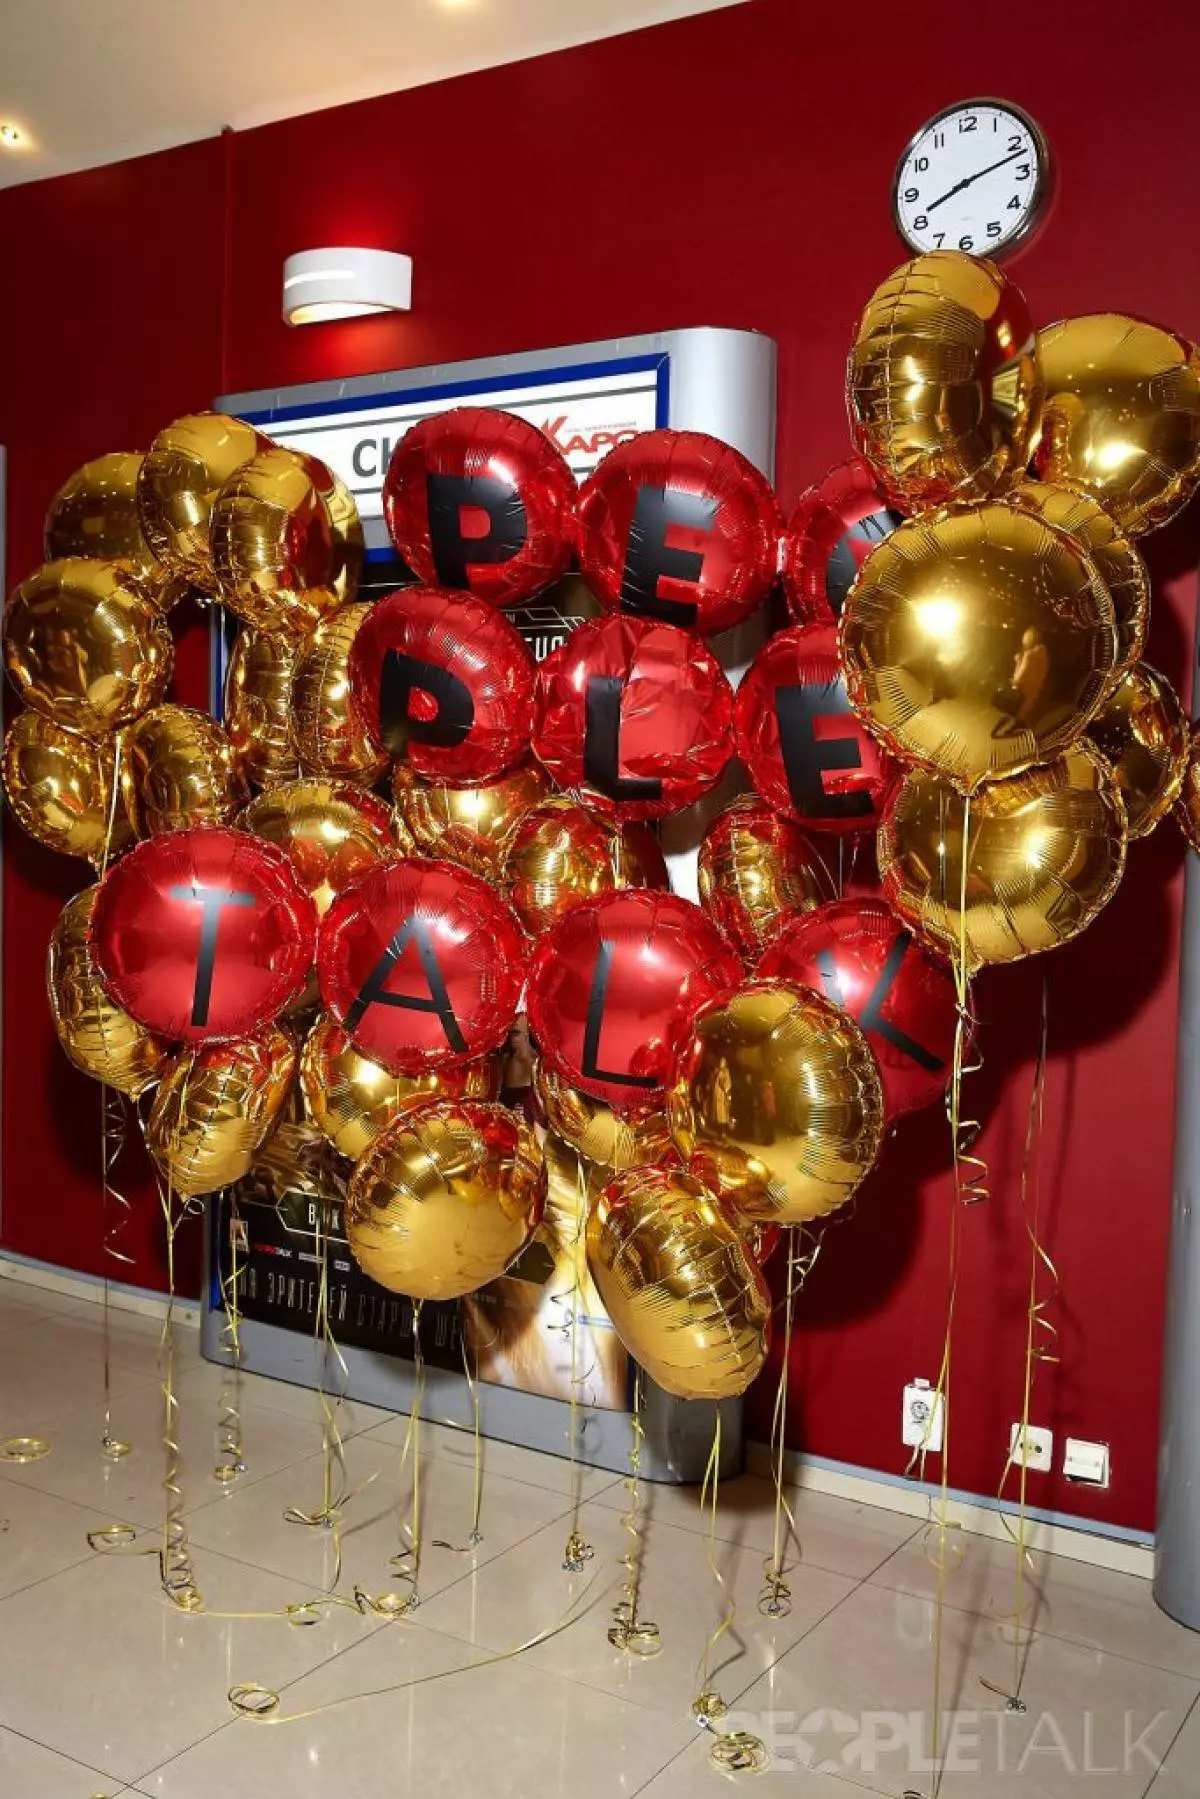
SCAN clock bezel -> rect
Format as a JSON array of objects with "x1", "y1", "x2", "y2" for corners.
[{"x1": 891, "y1": 96, "x2": 1053, "y2": 260}]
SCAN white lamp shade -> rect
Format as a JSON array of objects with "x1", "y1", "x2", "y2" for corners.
[{"x1": 282, "y1": 247, "x2": 413, "y2": 326}]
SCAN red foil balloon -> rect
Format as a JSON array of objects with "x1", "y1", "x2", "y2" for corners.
[
  {"x1": 759, "y1": 897, "x2": 957, "y2": 1121},
  {"x1": 349, "y1": 585, "x2": 535, "y2": 785},
  {"x1": 781, "y1": 457, "x2": 906, "y2": 625},
  {"x1": 318, "y1": 856, "x2": 526, "y2": 1075},
  {"x1": 575, "y1": 428, "x2": 782, "y2": 637},
  {"x1": 532, "y1": 614, "x2": 733, "y2": 820},
  {"x1": 90, "y1": 826, "x2": 318, "y2": 1044},
  {"x1": 734, "y1": 623, "x2": 896, "y2": 836},
  {"x1": 526, "y1": 890, "x2": 742, "y2": 1110},
  {"x1": 383, "y1": 407, "x2": 576, "y2": 608}
]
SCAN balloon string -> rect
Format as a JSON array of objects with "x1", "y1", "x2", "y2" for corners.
[
  {"x1": 562, "y1": 1153, "x2": 594, "y2": 1575},
  {"x1": 759, "y1": 1228, "x2": 823, "y2": 1618},
  {"x1": 431, "y1": 1331, "x2": 485, "y2": 1552},
  {"x1": 281, "y1": 1193, "x2": 355, "y2": 1584},
  {"x1": 382, "y1": 1299, "x2": 424, "y2": 1614},
  {"x1": 212, "y1": 1189, "x2": 245, "y2": 1486},
  {"x1": 982, "y1": 974, "x2": 1058, "y2": 1716},
  {"x1": 154, "y1": 1161, "x2": 202, "y2": 1613},
  {"x1": 692, "y1": 1411, "x2": 768, "y2": 1771},
  {"x1": 607, "y1": 1365, "x2": 661, "y2": 1656},
  {"x1": 98, "y1": 738, "x2": 133, "y2": 1463}
]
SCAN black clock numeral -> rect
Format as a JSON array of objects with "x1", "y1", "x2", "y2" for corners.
[
  {"x1": 959, "y1": 114, "x2": 978, "y2": 133},
  {"x1": 987, "y1": 221, "x2": 1002, "y2": 238},
  {"x1": 933, "y1": 231, "x2": 946, "y2": 247},
  {"x1": 959, "y1": 234, "x2": 974, "y2": 251},
  {"x1": 904, "y1": 186, "x2": 919, "y2": 202},
  {"x1": 933, "y1": 130, "x2": 945, "y2": 148},
  {"x1": 1008, "y1": 134, "x2": 1023, "y2": 152},
  {"x1": 913, "y1": 214, "x2": 928, "y2": 231},
  {"x1": 914, "y1": 155, "x2": 929, "y2": 171},
  {"x1": 1016, "y1": 161, "x2": 1031, "y2": 180},
  {"x1": 1007, "y1": 194, "x2": 1022, "y2": 210}
]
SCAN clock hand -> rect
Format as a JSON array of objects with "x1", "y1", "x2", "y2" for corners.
[{"x1": 926, "y1": 149, "x2": 1024, "y2": 213}]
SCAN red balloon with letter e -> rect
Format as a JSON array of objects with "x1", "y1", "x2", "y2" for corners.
[
  {"x1": 759, "y1": 897, "x2": 957, "y2": 1121},
  {"x1": 735, "y1": 622, "x2": 896, "y2": 835},
  {"x1": 526, "y1": 889, "x2": 741, "y2": 1110},
  {"x1": 317, "y1": 856, "x2": 525, "y2": 1075},
  {"x1": 90, "y1": 826, "x2": 318, "y2": 1042},
  {"x1": 382, "y1": 407, "x2": 576, "y2": 608}
]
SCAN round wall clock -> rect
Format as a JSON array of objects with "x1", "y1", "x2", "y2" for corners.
[{"x1": 893, "y1": 99, "x2": 1051, "y2": 259}]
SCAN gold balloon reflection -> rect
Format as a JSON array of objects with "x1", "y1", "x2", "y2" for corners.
[
  {"x1": 224, "y1": 627, "x2": 303, "y2": 790},
  {"x1": 586, "y1": 1165, "x2": 771, "y2": 1401},
  {"x1": 841, "y1": 502, "x2": 1116, "y2": 793},
  {"x1": 346, "y1": 1101, "x2": 545, "y2": 1302},
  {"x1": 211, "y1": 447, "x2": 338, "y2": 636},
  {"x1": 2, "y1": 712, "x2": 132, "y2": 864},
  {"x1": 503, "y1": 795, "x2": 669, "y2": 935},
  {"x1": 878, "y1": 743, "x2": 1127, "y2": 970},
  {"x1": 1034, "y1": 313, "x2": 1200, "y2": 536},
  {"x1": 47, "y1": 887, "x2": 169, "y2": 1095},
  {"x1": 847, "y1": 250, "x2": 1042, "y2": 510},
  {"x1": 45, "y1": 452, "x2": 186, "y2": 610},
  {"x1": 291, "y1": 600, "x2": 388, "y2": 785},
  {"x1": 121, "y1": 703, "x2": 246, "y2": 837},
  {"x1": 239, "y1": 777, "x2": 399, "y2": 913},
  {"x1": 535, "y1": 1059, "x2": 673, "y2": 1172},
  {"x1": 301, "y1": 1016, "x2": 499, "y2": 1162},
  {"x1": 697, "y1": 794, "x2": 834, "y2": 963},
  {"x1": 146, "y1": 1025, "x2": 297, "y2": 1199},
  {"x1": 1012, "y1": 481, "x2": 1149, "y2": 687},
  {"x1": 393, "y1": 759, "x2": 551, "y2": 880},
  {"x1": 137, "y1": 412, "x2": 263, "y2": 589},
  {"x1": 1086, "y1": 662, "x2": 1188, "y2": 839}
]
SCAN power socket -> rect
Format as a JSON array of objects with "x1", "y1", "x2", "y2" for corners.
[
  {"x1": 902, "y1": 1379, "x2": 945, "y2": 1453},
  {"x1": 1009, "y1": 1423, "x2": 1053, "y2": 1473}
]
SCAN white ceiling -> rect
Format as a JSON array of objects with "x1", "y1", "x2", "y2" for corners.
[{"x1": 0, "y1": 0, "x2": 745, "y2": 189}]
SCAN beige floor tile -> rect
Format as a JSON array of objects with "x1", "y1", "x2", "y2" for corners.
[
  {"x1": 1147, "y1": 1696, "x2": 1200, "y2": 1796},
  {"x1": 591, "y1": 1470, "x2": 921, "y2": 1580},
  {"x1": 0, "y1": 1473, "x2": 134, "y2": 1599},
  {"x1": 132, "y1": 1616, "x2": 695, "y2": 1798},
  {"x1": 426, "y1": 1491, "x2": 856, "y2": 1716},
  {"x1": 0, "y1": 1340, "x2": 160, "y2": 1435},
  {"x1": 707, "y1": 1580, "x2": 1197, "y2": 1797},
  {"x1": 184, "y1": 1429, "x2": 574, "y2": 1604},
  {"x1": 362, "y1": 1411, "x2": 624, "y2": 1501},
  {"x1": 638, "y1": 1734, "x2": 880, "y2": 1796},
  {"x1": 0, "y1": 1543, "x2": 380, "y2": 1785},
  {"x1": 870, "y1": 1526, "x2": 1200, "y2": 1681},
  {"x1": 0, "y1": 1726, "x2": 122, "y2": 1798},
  {"x1": 176, "y1": 1357, "x2": 395, "y2": 1438},
  {"x1": 8, "y1": 1309, "x2": 202, "y2": 1384}
]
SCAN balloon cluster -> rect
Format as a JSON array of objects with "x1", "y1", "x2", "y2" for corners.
[{"x1": 6, "y1": 251, "x2": 1200, "y2": 1403}]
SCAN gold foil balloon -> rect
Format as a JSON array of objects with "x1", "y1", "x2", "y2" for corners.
[
  {"x1": 4, "y1": 559, "x2": 173, "y2": 739},
  {"x1": 841, "y1": 502, "x2": 1116, "y2": 793},
  {"x1": 211, "y1": 447, "x2": 338, "y2": 636},
  {"x1": 291, "y1": 600, "x2": 388, "y2": 784},
  {"x1": 301, "y1": 1016, "x2": 499, "y2": 1161},
  {"x1": 1034, "y1": 313, "x2": 1200, "y2": 536},
  {"x1": 146, "y1": 1024, "x2": 297, "y2": 1199},
  {"x1": 1086, "y1": 662, "x2": 1188, "y2": 839},
  {"x1": 1012, "y1": 481, "x2": 1149, "y2": 685},
  {"x1": 847, "y1": 250, "x2": 1042, "y2": 511},
  {"x1": 534, "y1": 1059, "x2": 673, "y2": 1173},
  {"x1": 47, "y1": 887, "x2": 168, "y2": 1095},
  {"x1": 223, "y1": 626, "x2": 303, "y2": 789},
  {"x1": 878, "y1": 743, "x2": 1127, "y2": 970},
  {"x1": 137, "y1": 412, "x2": 262, "y2": 589},
  {"x1": 585, "y1": 1166, "x2": 771, "y2": 1401},
  {"x1": 1175, "y1": 729, "x2": 1200, "y2": 854},
  {"x1": 2, "y1": 712, "x2": 132, "y2": 864},
  {"x1": 697, "y1": 794, "x2": 835, "y2": 963},
  {"x1": 251, "y1": 1118, "x2": 347, "y2": 1204},
  {"x1": 503, "y1": 795, "x2": 669, "y2": 935},
  {"x1": 240, "y1": 778, "x2": 400, "y2": 914},
  {"x1": 345, "y1": 1100, "x2": 545, "y2": 1302},
  {"x1": 44, "y1": 452, "x2": 185, "y2": 610},
  {"x1": 322, "y1": 468, "x2": 364, "y2": 604},
  {"x1": 668, "y1": 981, "x2": 884, "y2": 1229},
  {"x1": 393, "y1": 758, "x2": 551, "y2": 880},
  {"x1": 120, "y1": 704, "x2": 246, "y2": 838}
]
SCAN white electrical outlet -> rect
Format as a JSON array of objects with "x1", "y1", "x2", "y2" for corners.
[
  {"x1": 1064, "y1": 1438, "x2": 1111, "y2": 1487},
  {"x1": 902, "y1": 1379, "x2": 944, "y2": 1453},
  {"x1": 1009, "y1": 1423, "x2": 1053, "y2": 1473}
]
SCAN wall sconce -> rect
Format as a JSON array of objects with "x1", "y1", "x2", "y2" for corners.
[{"x1": 282, "y1": 247, "x2": 413, "y2": 326}]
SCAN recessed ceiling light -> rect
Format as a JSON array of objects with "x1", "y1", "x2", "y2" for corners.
[{"x1": 0, "y1": 123, "x2": 30, "y2": 150}]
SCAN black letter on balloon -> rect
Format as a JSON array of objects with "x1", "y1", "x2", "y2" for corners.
[
  {"x1": 858, "y1": 931, "x2": 945, "y2": 1071},
  {"x1": 775, "y1": 681, "x2": 873, "y2": 821},
  {"x1": 169, "y1": 884, "x2": 257, "y2": 1028},
  {"x1": 426, "y1": 472, "x2": 528, "y2": 588},
  {"x1": 343, "y1": 913, "x2": 467, "y2": 1054},
  {"x1": 618, "y1": 486, "x2": 718, "y2": 629},
  {"x1": 582, "y1": 676, "x2": 663, "y2": 804},
  {"x1": 377, "y1": 651, "x2": 476, "y2": 758},
  {"x1": 824, "y1": 508, "x2": 904, "y2": 619},
  {"x1": 580, "y1": 940, "x2": 659, "y2": 1089}
]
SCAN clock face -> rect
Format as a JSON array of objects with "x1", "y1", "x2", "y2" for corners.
[{"x1": 893, "y1": 100, "x2": 1049, "y2": 259}]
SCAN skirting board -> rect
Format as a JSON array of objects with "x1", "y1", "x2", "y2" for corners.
[{"x1": 0, "y1": 1254, "x2": 1155, "y2": 1578}]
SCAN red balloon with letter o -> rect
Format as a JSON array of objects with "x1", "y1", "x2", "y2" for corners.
[
  {"x1": 317, "y1": 857, "x2": 525, "y2": 1075},
  {"x1": 526, "y1": 889, "x2": 742, "y2": 1110},
  {"x1": 575, "y1": 428, "x2": 782, "y2": 637},
  {"x1": 90, "y1": 826, "x2": 318, "y2": 1043},
  {"x1": 383, "y1": 407, "x2": 576, "y2": 609}
]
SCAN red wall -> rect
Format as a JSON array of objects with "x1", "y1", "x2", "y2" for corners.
[{"x1": 3, "y1": 0, "x2": 1198, "y2": 1531}]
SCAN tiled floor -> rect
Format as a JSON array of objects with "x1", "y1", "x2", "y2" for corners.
[{"x1": 1, "y1": 1271, "x2": 1198, "y2": 1797}]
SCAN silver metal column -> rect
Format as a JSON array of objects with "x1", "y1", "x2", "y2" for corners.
[{"x1": 1156, "y1": 848, "x2": 1200, "y2": 1627}]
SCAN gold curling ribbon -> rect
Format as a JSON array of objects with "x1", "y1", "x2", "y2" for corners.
[
  {"x1": 430, "y1": 1331, "x2": 485, "y2": 1552},
  {"x1": 758, "y1": 1228, "x2": 823, "y2": 1619},
  {"x1": 691, "y1": 1412, "x2": 769, "y2": 1773},
  {"x1": 561, "y1": 1153, "x2": 595, "y2": 1574},
  {"x1": 153, "y1": 1155, "x2": 203, "y2": 1613},
  {"x1": 213, "y1": 1189, "x2": 246, "y2": 1485},
  {"x1": 607, "y1": 1365, "x2": 661, "y2": 1656},
  {"x1": 99, "y1": 737, "x2": 133, "y2": 1463},
  {"x1": 0, "y1": 1436, "x2": 50, "y2": 1463},
  {"x1": 380, "y1": 1298, "x2": 424, "y2": 1616}
]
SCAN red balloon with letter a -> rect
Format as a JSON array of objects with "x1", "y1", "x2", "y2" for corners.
[
  {"x1": 759, "y1": 897, "x2": 957, "y2": 1121},
  {"x1": 526, "y1": 890, "x2": 742, "y2": 1110},
  {"x1": 90, "y1": 826, "x2": 318, "y2": 1043},
  {"x1": 317, "y1": 857, "x2": 525, "y2": 1075},
  {"x1": 575, "y1": 428, "x2": 782, "y2": 637},
  {"x1": 383, "y1": 407, "x2": 576, "y2": 609},
  {"x1": 735, "y1": 623, "x2": 896, "y2": 836}
]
